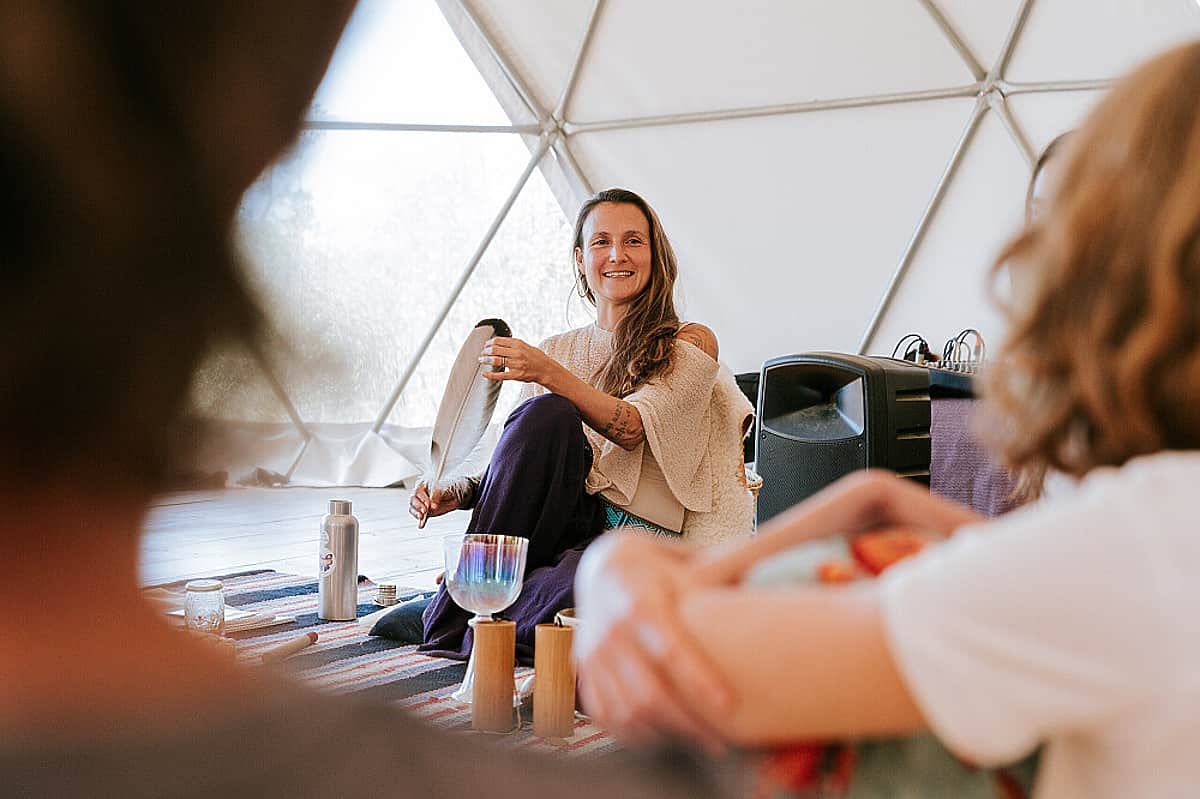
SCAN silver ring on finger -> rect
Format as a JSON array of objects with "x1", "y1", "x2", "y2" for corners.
[{"x1": 500, "y1": 355, "x2": 507, "y2": 368}]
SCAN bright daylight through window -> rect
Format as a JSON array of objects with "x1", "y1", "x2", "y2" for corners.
[{"x1": 191, "y1": 0, "x2": 581, "y2": 435}]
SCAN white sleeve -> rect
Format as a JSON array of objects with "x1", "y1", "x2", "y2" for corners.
[
  {"x1": 601, "y1": 341, "x2": 719, "y2": 510},
  {"x1": 517, "y1": 381, "x2": 539, "y2": 404},
  {"x1": 519, "y1": 337, "x2": 556, "y2": 403},
  {"x1": 879, "y1": 473, "x2": 1170, "y2": 766}
]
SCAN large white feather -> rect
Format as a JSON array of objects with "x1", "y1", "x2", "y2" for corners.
[{"x1": 425, "y1": 318, "x2": 511, "y2": 496}]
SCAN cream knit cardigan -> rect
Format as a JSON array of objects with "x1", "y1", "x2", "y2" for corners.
[{"x1": 522, "y1": 323, "x2": 755, "y2": 546}]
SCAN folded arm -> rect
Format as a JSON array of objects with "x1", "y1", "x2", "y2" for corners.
[
  {"x1": 693, "y1": 470, "x2": 985, "y2": 584},
  {"x1": 483, "y1": 325, "x2": 721, "y2": 452},
  {"x1": 480, "y1": 336, "x2": 645, "y2": 450},
  {"x1": 553, "y1": 370, "x2": 647, "y2": 450},
  {"x1": 576, "y1": 470, "x2": 983, "y2": 746},
  {"x1": 675, "y1": 583, "x2": 926, "y2": 746}
]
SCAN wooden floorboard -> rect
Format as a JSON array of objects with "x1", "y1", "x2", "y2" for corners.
[{"x1": 139, "y1": 487, "x2": 461, "y2": 589}]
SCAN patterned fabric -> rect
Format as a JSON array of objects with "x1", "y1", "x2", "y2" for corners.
[
  {"x1": 602, "y1": 500, "x2": 681, "y2": 538},
  {"x1": 149, "y1": 570, "x2": 623, "y2": 758}
]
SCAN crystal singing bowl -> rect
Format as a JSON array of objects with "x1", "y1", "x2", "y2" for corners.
[{"x1": 443, "y1": 533, "x2": 529, "y2": 703}]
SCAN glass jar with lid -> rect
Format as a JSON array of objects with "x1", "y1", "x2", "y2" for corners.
[{"x1": 183, "y1": 578, "x2": 225, "y2": 635}]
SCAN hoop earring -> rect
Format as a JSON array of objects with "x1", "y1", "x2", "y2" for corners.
[{"x1": 575, "y1": 271, "x2": 590, "y2": 299}]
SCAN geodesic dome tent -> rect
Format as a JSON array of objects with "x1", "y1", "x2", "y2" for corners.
[{"x1": 191, "y1": 0, "x2": 1200, "y2": 487}]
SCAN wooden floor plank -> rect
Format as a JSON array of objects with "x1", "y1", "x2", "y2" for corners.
[{"x1": 140, "y1": 487, "x2": 459, "y2": 590}]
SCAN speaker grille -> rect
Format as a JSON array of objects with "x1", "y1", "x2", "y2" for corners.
[{"x1": 756, "y1": 431, "x2": 866, "y2": 524}]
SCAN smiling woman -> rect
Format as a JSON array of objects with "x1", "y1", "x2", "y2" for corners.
[{"x1": 390, "y1": 188, "x2": 756, "y2": 663}]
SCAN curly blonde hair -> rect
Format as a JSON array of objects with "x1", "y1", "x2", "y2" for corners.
[{"x1": 983, "y1": 41, "x2": 1200, "y2": 480}]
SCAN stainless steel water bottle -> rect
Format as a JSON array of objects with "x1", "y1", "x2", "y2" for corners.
[{"x1": 318, "y1": 499, "x2": 359, "y2": 620}]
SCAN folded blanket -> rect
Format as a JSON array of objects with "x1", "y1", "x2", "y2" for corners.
[{"x1": 931, "y1": 398, "x2": 1022, "y2": 517}]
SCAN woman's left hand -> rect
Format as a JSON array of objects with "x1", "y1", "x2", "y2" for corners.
[{"x1": 479, "y1": 336, "x2": 560, "y2": 386}]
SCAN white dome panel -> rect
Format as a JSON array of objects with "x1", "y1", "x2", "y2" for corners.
[
  {"x1": 467, "y1": 0, "x2": 596, "y2": 117},
  {"x1": 1005, "y1": 0, "x2": 1200, "y2": 82},
  {"x1": 1006, "y1": 89, "x2": 1105, "y2": 154},
  {"x1": 313, "y1": 0, "x2": 512, "y2": 125},
  {"x1": 866, "y1": 110, "x2": 1029, "y2": 358},
  {"x1": 932, "y1": 0, "x2": 1024, "y2": 73},
  {"x1": 566, "y1": 0, "x2": 974, "y2": 125}
]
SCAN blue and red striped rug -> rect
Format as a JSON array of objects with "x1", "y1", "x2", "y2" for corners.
[{"x1": 155, "y1": 570, "x2": 619, "y2": 757}]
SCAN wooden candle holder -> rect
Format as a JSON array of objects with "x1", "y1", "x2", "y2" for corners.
[
  {"x1": 472, "y1": 619, "x2": 516, "y2": 732},
  {"x1": 533, "y1": 622, "x2": 576, "y2": 738}
]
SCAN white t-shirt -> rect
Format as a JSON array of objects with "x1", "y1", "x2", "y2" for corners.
[{"x1": 881, "y1": 450, "x2": 1200, "y2": 799}]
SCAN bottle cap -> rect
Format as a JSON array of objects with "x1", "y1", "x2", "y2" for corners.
[
  {"x1": 185, "y1": 579, "x2": 224, "y2": 593},
  {"x1": 329, "y1": 499, "x2": 352, "y2": 515}
]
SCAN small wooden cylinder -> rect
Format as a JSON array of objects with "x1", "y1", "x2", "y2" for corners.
[
  {"x1": 472, "y1": 620, "x2": 516, "y2": 732},
  {"x1": 533, "y1": 622, "x2": 576, "y2": 738}
]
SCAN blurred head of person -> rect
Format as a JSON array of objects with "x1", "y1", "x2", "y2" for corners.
[
  {"x1": 0, "y1": 2, "x2": 352, "y2": 507},
  {"x1": 985, "y1": 41, "x2": 1200, "y2": 482}
]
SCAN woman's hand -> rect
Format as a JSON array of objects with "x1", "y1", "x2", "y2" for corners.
[
  {"x1": 480, "y1": 335, "x2": 647, "y2": 450},
  {"x1": 479, "y1": 337, "x2": 562, "y2": 388},
  {"x1": 574, "y1": 533, "x2": 734, "y2": 752},
  {"x1": 409, "y1": 479, "x2": 470, "y2": 525}
]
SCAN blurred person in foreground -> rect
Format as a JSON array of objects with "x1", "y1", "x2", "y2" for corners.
[{"x1": 0, "y1": 3, "x2": 723, "y2": 797}]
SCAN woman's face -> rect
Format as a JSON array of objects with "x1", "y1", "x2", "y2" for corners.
[{"x1": 575, "y1": 202, "x2": 653, "y2": 310}]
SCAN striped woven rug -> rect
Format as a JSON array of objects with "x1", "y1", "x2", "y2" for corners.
[{"x1": 158, "y1": 570, "x2": 619, "y2": 757}]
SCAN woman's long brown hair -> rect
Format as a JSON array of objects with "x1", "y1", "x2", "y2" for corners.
[
  {"x1": 572, "y1": 188, "x2": 681, "y2": 397},
  {"x1": 983, "y1": 41, "x2": 1200, "y2": 480}
]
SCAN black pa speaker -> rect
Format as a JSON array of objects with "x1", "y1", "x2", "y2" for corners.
[{"x1": 755, "y1": 353, "x2": 931, "y2": 525}]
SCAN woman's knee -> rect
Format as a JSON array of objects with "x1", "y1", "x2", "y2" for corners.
[{"x1": 505, "y1": 393, "x2": 581, "y2": 438}]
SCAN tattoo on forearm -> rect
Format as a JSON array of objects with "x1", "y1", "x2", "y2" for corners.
[
  {"x1": 601, "y1": 401, "x2": 644, "y2": 447},
  {"x1": 463, "y1": 475, "x2": 482, "y2": 508}
]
